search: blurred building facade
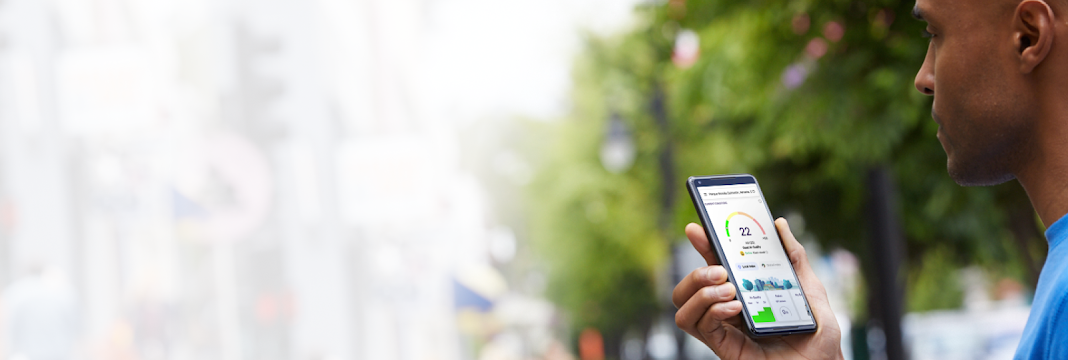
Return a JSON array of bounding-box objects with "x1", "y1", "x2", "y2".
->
[{"x1": 0, "y1": 0, "x2": 483, "y2": 359}]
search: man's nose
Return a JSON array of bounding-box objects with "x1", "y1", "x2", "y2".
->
[
  {"x1": 915, "y1": 71, "x2": 934, "y2": 95},
  {"x1": 915, "y1": 47, "x2": 935, "y2": 95}
]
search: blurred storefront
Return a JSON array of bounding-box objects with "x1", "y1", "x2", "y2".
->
[{"x1": 0, "y1": 0, "x2": 498, "y2": 359}]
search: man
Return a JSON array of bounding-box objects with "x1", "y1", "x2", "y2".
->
[{"x1": 672, "y1": 0, "x2": 1068, "y2": 358}]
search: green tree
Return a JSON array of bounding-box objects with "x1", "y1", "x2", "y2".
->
[
  {"x1": 663, "y1": 0, "x2": 1044, "y2": 310},
  {"x1": 526, "y1": 0, "x2": 1047, "y2": 356}
]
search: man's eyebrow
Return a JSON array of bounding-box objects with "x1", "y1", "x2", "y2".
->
[{"x1": 912, "y1": 6, "x2": 926, "y2": 21}]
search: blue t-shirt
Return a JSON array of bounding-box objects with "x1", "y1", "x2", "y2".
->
[{"x1": 1015, "y1": 214, "x2": 1068, "y2": 359}]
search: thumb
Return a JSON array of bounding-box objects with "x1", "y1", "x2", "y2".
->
[
  {"x1": 775, "y1": 217, "x2": 838, "y2": 330},
  {"x1": 685, "y1": 223, "x2": 719, "y2": 266}
]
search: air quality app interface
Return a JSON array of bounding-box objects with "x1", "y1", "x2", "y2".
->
[{"x1": 697, "y1": 183, "x2": 814, "y2": 328}]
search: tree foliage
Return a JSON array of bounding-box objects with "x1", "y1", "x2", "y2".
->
[{"x1": 526, "y1": 0, "x2": 1047, "y2": 346}]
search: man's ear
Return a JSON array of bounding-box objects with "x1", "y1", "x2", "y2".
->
[{"x1": 1015, "y1": 0, "x2": 1055, "y2": 74}]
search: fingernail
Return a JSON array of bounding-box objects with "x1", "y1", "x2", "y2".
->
[{"x1": 715, "y1": 284, "x2": 731, "y2": 297}]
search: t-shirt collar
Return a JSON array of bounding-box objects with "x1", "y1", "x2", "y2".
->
[{"x1": 1045, "y1": 212, "x2": 1068, "y2": 249}]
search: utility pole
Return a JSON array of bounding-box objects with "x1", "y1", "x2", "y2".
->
[
  {"x1": 649, "y1": 82, "x2": 689, "y2": 360},
  {"x1": 865, "y1": 166, "x2": 907, "y2": 360}
]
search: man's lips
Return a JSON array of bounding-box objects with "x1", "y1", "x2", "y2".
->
[{"x1": 931, "y1": 110, "x2": 951, "y2": 153}]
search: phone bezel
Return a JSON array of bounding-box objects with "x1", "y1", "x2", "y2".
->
[{"x1": 686, "y1": 174, "x2": 818, "y2": 337}]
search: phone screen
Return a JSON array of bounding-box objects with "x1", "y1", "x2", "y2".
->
[{"x1": 695, "y1": 182, "x2": 815, "y2": 329}]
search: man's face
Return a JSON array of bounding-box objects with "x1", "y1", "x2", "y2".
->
[{"x1": 914, "y1": 0, "x2": 1037, "y2": 186}]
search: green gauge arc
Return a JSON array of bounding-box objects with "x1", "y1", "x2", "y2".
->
[{"x1": 725, "y1": 211, "x2": 766, "y2": 237}]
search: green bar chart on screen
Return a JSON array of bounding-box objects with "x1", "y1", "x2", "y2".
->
[{"x1": 752, "y1": 307, "x2": 777, "y2": 323}]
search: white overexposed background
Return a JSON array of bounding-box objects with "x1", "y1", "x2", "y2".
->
[{"x1": 0, "y1": 0, "x2": 641, "y2": 359}]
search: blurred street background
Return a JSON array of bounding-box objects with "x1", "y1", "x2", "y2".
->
[{"x1": 0, "y1": 0, "x2": 1046, "y2": 359}]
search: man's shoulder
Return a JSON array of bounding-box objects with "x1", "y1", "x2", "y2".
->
[
  {"x1": 1043, "y1": 291, "x2": 1068, "y2": 359},
  {"x1": 1016, "y1": 261, "x2": 1068, "y2": 359},
  {"x1": 1034, "y1": 257, "x2": 1068, "y2": 321}
]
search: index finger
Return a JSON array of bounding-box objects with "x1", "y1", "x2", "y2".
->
[
  {"x1": 685, "y1": 223, "x2": 719, "y2": 266},
  {"x1": 671, "y1": 265, "x2": 729, "y2": 308}
]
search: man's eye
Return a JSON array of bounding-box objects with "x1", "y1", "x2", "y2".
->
[{"x1": 921, "y1": 29, "x2": 935, "y2": 39}]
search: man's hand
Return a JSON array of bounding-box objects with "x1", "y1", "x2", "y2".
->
[{"x1": 672, "y1": 218, "x2": 844, "y2": 360}]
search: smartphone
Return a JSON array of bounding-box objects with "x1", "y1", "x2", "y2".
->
[{"x1": 686, "y1": 174, "x2": 817, "y2": 337}]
